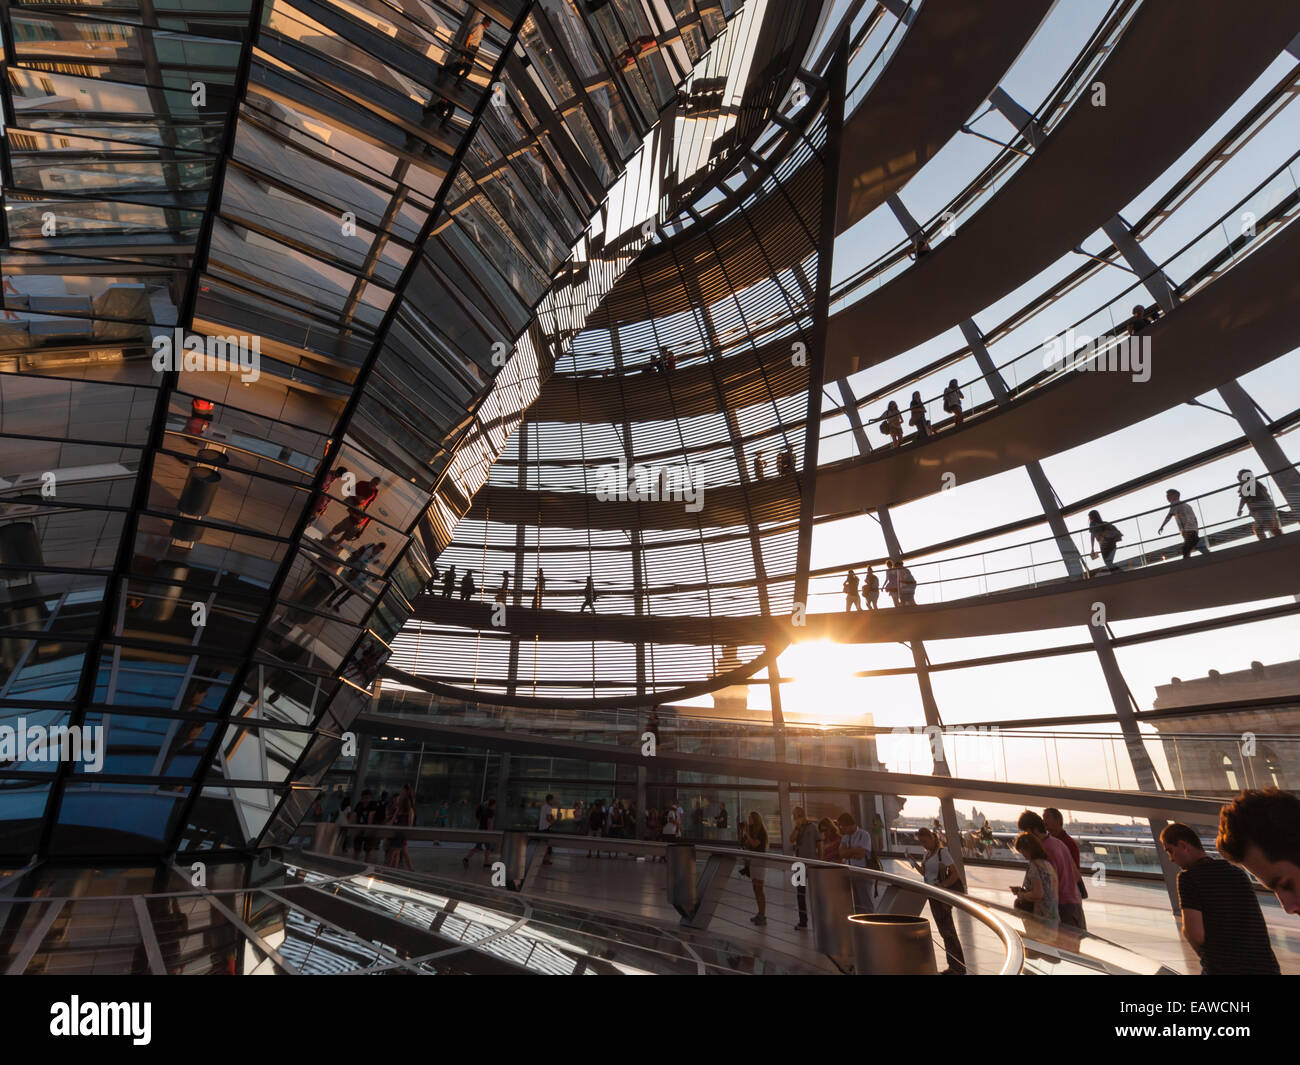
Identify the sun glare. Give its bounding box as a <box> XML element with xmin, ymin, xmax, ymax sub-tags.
<box><xmin>778</xmin><ymin>639</ymin><xmax>869</xmax><ymax>723</ymax></box>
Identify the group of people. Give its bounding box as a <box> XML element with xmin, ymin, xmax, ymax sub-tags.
<box><xmin>329</xmin><ymin>785</ymin><xmax>416</xmax><ymax>869</ymax></box>
<box><xmin>424</xmin><ymin>565</ymin><xmax>598</xmax><ymax>613</ymax></box>
<box><xmin>878</xmin><ymin>380</ymin><xmax>967</xmax><ymax>446</ymax></box>
<box><xmin>841</xmin><ymin>560</ymin><xmax>916</xmax><ymax>609</ymax></box>
<box><xmin>649</xmin><ymin>346</ymin><xmax>677</xmax><ymax>375</ymax></box>
<box><xmin>1087</xmin><ymin>470</ymin><xmax>1283</xmax><ymax>574</ymax></box>
<box><xmin>752</xmin><ymin>446</ymin><xmax>797</xmax><ymax>480</ymax></box>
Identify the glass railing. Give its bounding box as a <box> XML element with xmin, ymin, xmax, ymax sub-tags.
<box><xmin>806</xmin><ymin>462</ymin><xmax>1299</xmax><ymax>610</ymax></box>
<box><xmin>371</xmin><ymin>688</ymin><xmax>1300</xmax><ymax>800</ymax></box>
<box><xmin>830</xmin><ymin>0</ymin><xmax>1139</xmax><ymax>309</ymax></box>
<box><xmin>822</xmin><ymin>150</ymin><xmax>1300</xmax><ymax>451</ymax></box>
<box><xmin>880</xmin><ymin>727</ymin><xmax>1299</xmax><ymax>799</ymax></box>
<box><xmin>844</xmin><ymin>0</ymin><xmax>922</xmax><ymax>115</ymax></box>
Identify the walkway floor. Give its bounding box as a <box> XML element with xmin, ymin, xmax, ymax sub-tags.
<box><xmin>402</xmin><ymin>841</ymin><xmax>1299</xmax><ymax>974</ymax></box>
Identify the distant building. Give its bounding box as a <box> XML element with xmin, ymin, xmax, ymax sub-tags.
<box><xmin>1151</xmin><ymin>657</ymin><xmax>1300</xmax><ymax>796</ymax></box>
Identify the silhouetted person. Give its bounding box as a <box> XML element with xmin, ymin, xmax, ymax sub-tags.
<box><xmin>1129</xmin><ymin>302</ymin><xmax>1161</xmax><ymax>334</ymax></box>
<box><xmin>864</xmin><ymin>564</ymin><xmax>880</xmax><ymax>609</ymax></box>
<box><xmin>842</xmin><ymin>569</ymin><xmax>861</xmax><ymax>611</ymax></box>
<box><xmin>1158</xmin><ymin>488</ymin><xmax>1209</xmax><ymax>559</ymax></box>
<box><xmin>1237</xmin><ymin>469</ymin><xmax>1282</xmax><ymax>539</ymax></box>
<box><xmin>442</xmin><ymin>564</ymin><xmax>456</xmax><ymax>598</ymax></box>
<box><xmin>580</xmin><ymin>574</ymin><xmax>597</xmax><ymax>614</ymax></box>
<box><xmin>752</xmin><ymin>451</ymin><xmax>765</xmax><ymax>481</ymax></box>
<box><xmin>881</xmin><ymin>400</ymin><xmax>903</xmax><ymax>446</ymax></box>
<box><xmin>1087</xmin><ymin>510</ymin><xmax>1124</xmax><ymax>573</ymax></box>
<box><xmin>495</xmin><ymin>570</ymin><xmax>510</xmax><ymax>603</ymax></box>
<box><xmin>908</xmin><ymin>390</ymin><xmax>929</xmax><ymax>439</ymax></box>
<box><xmin>942</xmin><ymin>379</ymin><xmax>964</xmax><ymax>427</ymax></box>
<box><xmin>460</xmin><ymin>568</ymin><xmax>476</xmax><ymax>601</ymax></box>
<box><xmin>531</xmin><ymin>568</ymin><xmax>545</xmax><ymax>609</ymax></box>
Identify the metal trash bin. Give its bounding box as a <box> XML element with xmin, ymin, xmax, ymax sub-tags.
<box><xmin>809</xmin><ymin>864</ymin><xmax>856</xmax><ymax>957</ymax></box>
<box><xmin>666</xmin><ymin>843</ymin><xmax>697</xmax><ymax>918</ymax></box>
<box><xmin>848</xmin><ymin>913</ymin><xmax>938</xmax><ymax>975</ymax></box>
<box><xmin>502</xmin><ymin>830</ymin><xmax>529</xmax><ymax>891</ymax></box>
<box><xmin>311</xmin><ymin>821</ymin><xmax>339</xmax><ymax>855</ymax></box>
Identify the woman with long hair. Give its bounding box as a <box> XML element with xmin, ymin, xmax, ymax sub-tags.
<box><xmin>741</xmin><ymin>811</ymin><xmax>769</xmax><ymax>925</ymax></box>
<box><xmin>818</xmin><ymin>817</ymin><xmax>842</xmax><ymax>864</ymax></box>
<box><xmin>1011</xmin><ymin>831</ymin><xmax>1059</xmax><ymax>923</ymax></box>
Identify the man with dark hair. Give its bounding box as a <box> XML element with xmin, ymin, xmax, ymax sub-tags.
<box><xmin>790</xmin><ymin>806</ymin><xmax>821</xmax><ymax>931</ymax></box>
<box><xmin>1018</xmin><ymin>810</ymin><xmax>1085</xmax><ymax>929</ymax></box>
<box><xmin>1216</xmin><ymin>788</ymin><xmax>1300</xmax><ymax>917</ymax></box>
<box><xmin>1161</xmin><ymin>820</ymin><xmax>1279</xmax><ymax>974</ymax></box>
<box><xmin>1043</xmin><ymin>807</ymin><xmax>1087</xmax><ymax>912</ymax></box>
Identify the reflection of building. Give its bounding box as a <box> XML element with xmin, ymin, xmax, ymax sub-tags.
<box><xmin>1151</xmin><ymin>657</ymin><xmax>1300</xmax><ymax>795</ymax></box>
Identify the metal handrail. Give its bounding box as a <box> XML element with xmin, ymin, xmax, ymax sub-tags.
<box><xmin>295</xmin><ymin>824</ymin><xmax>1026</xmax><ymax>974</ymax></box>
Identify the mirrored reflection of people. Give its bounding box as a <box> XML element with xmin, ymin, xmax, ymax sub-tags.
<box><xmin>1217</xmin><ymin>787</ymin><xmax>1300</xmax><ymax>918</ymax></box>
<box><xmin>1237</xmin><ymin>469</ymin><xmax>1282</xmax><ymax>540</ymax></box>
<box><xmin>776</xmin><ymin>446</ymin><xmax>795</xmax><ymax>476</ymax></box>
<box><xmin>752</xmin><ymin>450</ymin><xmax>764</xmax><ymax>481</ymax></box>
<box><xmin>1161</xmin><ymin>819</ymin><xmax>1279</xmax><ymax>975</ymax></box>
<box><xmin>580</xmin><ymin>574</ymin><xmax>596</xmax><ymax>614</ymax></box>
<box><xmin>842</xmin><ymin>569</ymin><xmax>861</xmax><ymax>611</ymax></box>
<box><xmin>915</xmin><ymin>826</ymin><xmax>966</xmax><ymax>975</ymax></box>
<box><xmin>908</xmin><ymin>390</ymin><xmax>929</xmax><ymax>440</ymax></box>
<box><xmin>312</xmin><ymin>466</ymin><xmax>349</xmax><ymax>520</ymax></box>
<box><xmin>451</xmin><ymin>15</ymin><xmax>490</xmax><ymax>82</ymax></box>
<box><xmin>1158</xmin><ymin>487</ymin><xmax>1209</xmax><ymax>559</ymax></box>
<box><xmin>863</xmin><ymin>564</ymin><xmax>879</xmax><ymax>609</ymax></box>
<box><xmin>327</xmin><ymin>476</ymin><xmax>381</xmax><ymax>544</ymax></box>
<box><xmin>531</xmin><ymin>567</ymin><xmax>545</xmax><ymax>609</ymax></box>
<box><xmin>2</xmin><ymin>276</ymin><xmax>21</xmax><ymax>321</ymax></box>
<box><xmin>183</xmin><ymin>397</ymin><xmax>215</xmax><ymax>437</ymax></box>
<box><xmin>942</xmin><ymin>379</ymin><xmax>964</xmax><ymax>427</ymax></box>
<box><xmin>459</xmin><ymin>568</ymin><xmax>476</xmax><ymax>601</ymax></box>
<box><xmin>1087</xmin><ymin>509</ymin><xmax>1124</xmax><ymax>573</ymax></box>
<box><xmin>326</xmin><ymin>540</ymin><xmax>386</xmax><ymax>608</ymax></box>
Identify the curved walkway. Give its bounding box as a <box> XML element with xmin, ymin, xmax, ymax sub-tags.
<box><xmin>823</xmin><ymin>0</ymin><xmax>1300</xmax><ymax>377</ymax></box>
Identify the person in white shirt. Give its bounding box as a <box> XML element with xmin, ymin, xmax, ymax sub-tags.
<box><xmin>1157</xmin><ymin>488</ymin><xmax>1210</xmax><ymax>560</ymax></box>
<box><xmin>836</xmin><ymin>813</ymin><xmax>876</xmax><ymax>911</ymax></box>
<box><xmin>915</xmin><ymin>826</ymin><xmax>966</xmax><ymax>974</ymax></box>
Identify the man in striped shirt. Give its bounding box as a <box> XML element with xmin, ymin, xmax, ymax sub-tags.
<box><xmin>1161</xmin><ymin>821</ymin><xmax>1279</xmax><ymax>975</ymax></box>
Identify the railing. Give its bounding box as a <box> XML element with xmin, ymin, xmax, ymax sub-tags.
<box><xmin>806</xmin><ymin>463</ymin><xmax>1299</xmax><ymax>610</ymax></box>
<box><xmin>294</xmin><ymin>824</ymin><xmax>1027</xmax><ymax>974</ymax></box>
<box><xmin>830</xmin><ymin>0</ymin><xmax>1139</xmax><ymax>307</ymax></box>
<box><xmin>365</xmin><ymin>690</ymin><xmax>1300</xmax><ymax>799</ymax></box>
<box><xmin>821</xmin><ymin>148</ymin><xmax>1300</xmax><ymax>455</ymax></box>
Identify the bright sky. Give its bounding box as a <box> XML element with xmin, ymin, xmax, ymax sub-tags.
<box><xmin>680</xmin><ymin>0</ymin><xmax>1300</xmax><ymax>822</ymax></box>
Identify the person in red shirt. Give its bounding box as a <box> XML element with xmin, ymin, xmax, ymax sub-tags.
<box><xmin>1044</xmin><ymin>806</ymin><xmax>1088</xmax><ymax>916</ymax></box>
